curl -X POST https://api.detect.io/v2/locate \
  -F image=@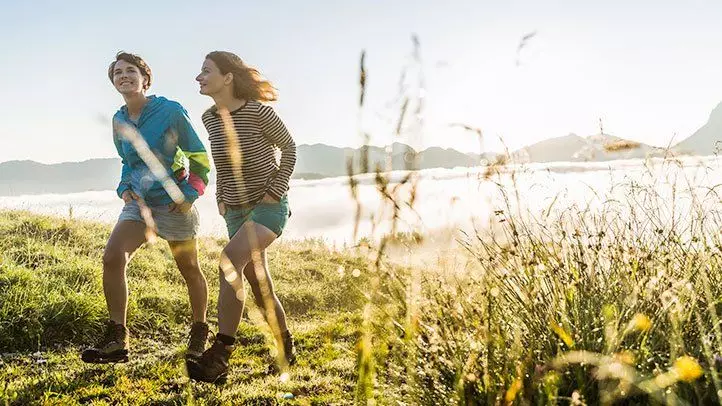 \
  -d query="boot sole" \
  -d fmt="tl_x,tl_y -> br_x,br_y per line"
191,374 -> 227,385
81,351 -> 129,364
186,360 -> 228,384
